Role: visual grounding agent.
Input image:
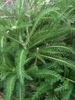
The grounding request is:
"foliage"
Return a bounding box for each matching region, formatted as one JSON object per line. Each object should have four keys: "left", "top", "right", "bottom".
{"left": 0, "top": 0, "right": 75, "bottom": 100}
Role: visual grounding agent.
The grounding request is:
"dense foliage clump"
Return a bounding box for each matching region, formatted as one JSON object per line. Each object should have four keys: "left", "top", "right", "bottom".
{"left": 0, "top": 0, "right": 75, "bottom": 100}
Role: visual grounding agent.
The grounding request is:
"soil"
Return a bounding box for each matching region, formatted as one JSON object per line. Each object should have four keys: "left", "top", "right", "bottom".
{"left": 0, "top": 92, "right": 3, "bottom": 100}
{"left": 0, "top": 95, "right": 3, "bottom": 100}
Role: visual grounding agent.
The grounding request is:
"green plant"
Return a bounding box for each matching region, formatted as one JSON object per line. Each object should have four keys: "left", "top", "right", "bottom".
{"left": 0, "top": 0, "right": 75, "bottom": 100}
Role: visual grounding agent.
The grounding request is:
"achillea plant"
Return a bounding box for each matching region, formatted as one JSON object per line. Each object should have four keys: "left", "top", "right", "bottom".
{"left": 0, "top": 0, "right": 75, "bottom": 100}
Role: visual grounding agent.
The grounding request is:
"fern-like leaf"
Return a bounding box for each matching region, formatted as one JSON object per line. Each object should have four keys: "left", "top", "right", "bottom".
{"left": 16, "top": 81, "right": 25, "bottom": 100}
{"left": 4, "top": 74, "right": 16, "bottom": 100}
{"left": 33, "top": 69, "right": 61, "bottom": 80}
{"left": 32, "top": 83, "right": 50, "bottom": 100}
{"left": 61, "top": 83, "right": 74, "bottom": 100}
{"left": 26, "top": 63, "right": 39, "bottom": 74}
{"left": 54, "top": 80, "right": 69, "bottom": 92}
{"left": 15, "top": 49, "right": 28, "bottom": 84}
{"left": 41, "top": 55, "right": 75, "bottom": 70}
{"left": 26, "top": 6, "right": 60, "bottom": 46}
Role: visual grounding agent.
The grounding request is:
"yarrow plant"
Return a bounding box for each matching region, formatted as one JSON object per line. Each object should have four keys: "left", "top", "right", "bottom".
{"left": 0, "top": 0, "right": 75, "bottom": 100}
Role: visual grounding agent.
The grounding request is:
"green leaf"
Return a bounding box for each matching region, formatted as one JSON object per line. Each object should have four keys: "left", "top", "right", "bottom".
{"left": 26, "top": 6, "right": 60, "bottom": 46}
{"left": 33, "top": 69, "right": 61, "bottom": 80}
{"left": 26, "top": 63, "right": 38, "bottom": 74}
{"left": 41, "top": 55, "right": 75, "bottom": 70}
{"left": 16, "top": 81, "right": 25, "bottom": 100}
{"left": 32, "top": 83, "right": 50, "bottom": 100}
{"left": 4, "top": 74, "right": 16, "bottom": 100}
{"left": 24, "top": 71, "right": 33, "bottom": 80}
{"left": 54, "top": 80, "right": 69, "bottom": 92}
{"left": 15, "top": 49, "right": 28, "bottom": 84}
{"left": 61, "top": 83, "right": 74, "bottom": 100}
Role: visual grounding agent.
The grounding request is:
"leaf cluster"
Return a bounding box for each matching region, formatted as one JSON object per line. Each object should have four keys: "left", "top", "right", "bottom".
{"left": 0, "top": 0, "right": 75, "bottom": 100}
